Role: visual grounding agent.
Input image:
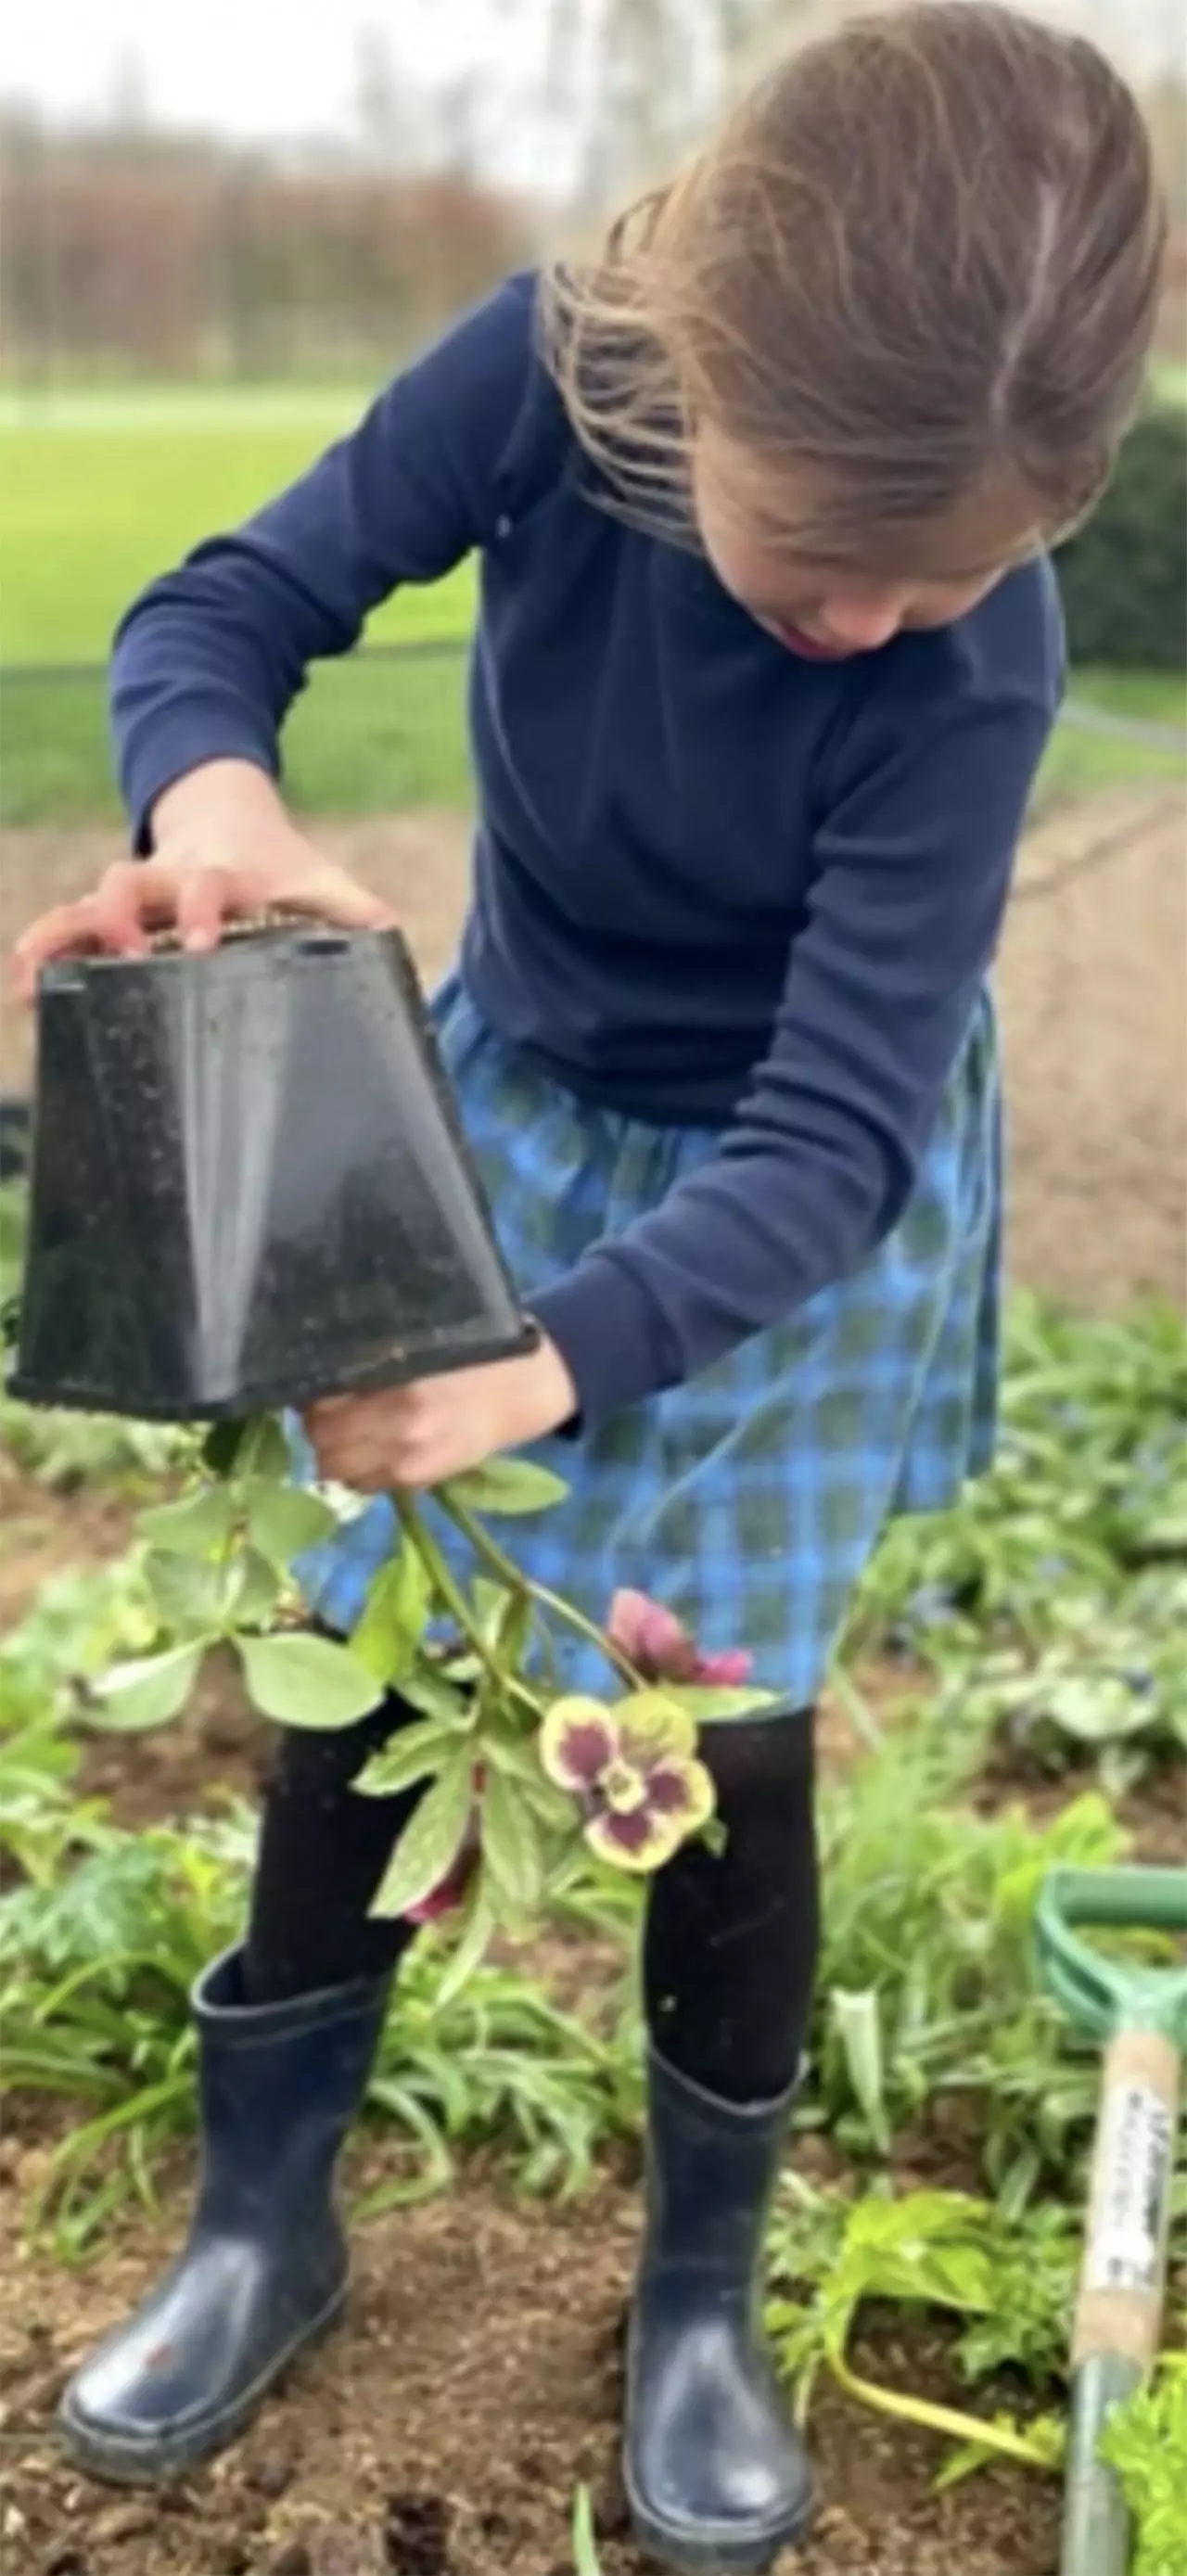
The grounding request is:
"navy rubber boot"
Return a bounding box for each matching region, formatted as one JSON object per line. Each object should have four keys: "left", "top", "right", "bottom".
{"left": 626, "top": 2051, "right": 813, "bottom": 2574}
{"left": 60, "top": 1946, "right": 390, "bottom": 2484}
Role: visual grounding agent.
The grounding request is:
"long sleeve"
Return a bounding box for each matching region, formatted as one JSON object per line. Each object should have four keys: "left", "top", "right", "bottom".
{"left": 110, "top": 276, "right": 538, "bottom": 848}
{"left": 531, "top": 648, "right": 1061, "bottom": 1428}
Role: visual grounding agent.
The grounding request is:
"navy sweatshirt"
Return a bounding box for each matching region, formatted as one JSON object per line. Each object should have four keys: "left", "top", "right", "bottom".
{"left": 111, "top": 273, "right": 1064, "bottom": 1429}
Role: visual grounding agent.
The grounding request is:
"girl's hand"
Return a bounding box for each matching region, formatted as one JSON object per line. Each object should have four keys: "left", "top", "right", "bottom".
{"left": 303, "top": 1338, "right": 578, "bottom": 1493}
{"left": 12, "top": 759, "right": 394, "bottom": 1000}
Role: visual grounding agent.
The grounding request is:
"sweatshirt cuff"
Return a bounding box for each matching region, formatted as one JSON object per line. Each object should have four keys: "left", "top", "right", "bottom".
{"left": 530, "top": 1257, "right": 678, "bottom": 1433}
{"left": 123, "top": 719, "right": 279, "bottom": 853}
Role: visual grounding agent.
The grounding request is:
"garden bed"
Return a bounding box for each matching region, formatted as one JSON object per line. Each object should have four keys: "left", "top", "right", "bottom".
{"left": 2, "top": 1272, "right": 1184, "bottom": 2576}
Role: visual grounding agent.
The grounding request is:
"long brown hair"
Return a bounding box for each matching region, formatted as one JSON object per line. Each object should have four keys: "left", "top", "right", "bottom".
{"left": 542, "top": 3, "right": 1166, "bottom": 558}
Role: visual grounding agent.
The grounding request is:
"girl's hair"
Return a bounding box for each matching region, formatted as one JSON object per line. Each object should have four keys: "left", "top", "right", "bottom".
{"left": 542, "top": 2, "right": 1166, "bottom": 560}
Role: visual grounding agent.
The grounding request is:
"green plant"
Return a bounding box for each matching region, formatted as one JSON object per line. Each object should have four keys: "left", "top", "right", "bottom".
{"left": 808, "top": 1715, "right": 1130, "bottom": 2194}
{"left": 1100, "top": 2356, "right": 1187, "bottom": 2576}
{"left": 570, "top": 2484, "right": 605, "bottom": 2574}
{"left": 849, "top": 1299, "right": 1187, "bottom": 1652}
{"left": 766, "top": 2182, "right": 1068, "bottom": 2479}
{"left": 959, "top": 1571, "right": 1187, "bottom": 1794}
{"left": 1, "top": 1392, "right": 190, "bottom": 1491}
{"left": 843, "top": 1301, "right": 1187, "bottom": 1812}
{"left": 0, "top": 1804, "right": 640, "bottom": 2253}
{"left": 0, "top": 1556, "right": 158, "bottom": 1883}
{"left": 1055, "top": 406, "right": 1187, "bottom": 669}
{"left": 83, "top": 1415, "right": 769, "bottom": 1971}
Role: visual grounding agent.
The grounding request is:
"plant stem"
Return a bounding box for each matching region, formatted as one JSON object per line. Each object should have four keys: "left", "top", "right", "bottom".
{"left": 440, "top": 1494, "right": 643, "bottom": 1690}
{"left": 830, "top": 2350, "right": 1058, "bottom": 2471}
{"left": 392, "top": 1495, "right": 505, "bottom": 1687}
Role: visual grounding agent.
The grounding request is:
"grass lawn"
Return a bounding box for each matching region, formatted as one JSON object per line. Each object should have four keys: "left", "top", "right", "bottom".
{"left": 1, "top": 385, "right": 1181, "bottom": 826}
{"left": 3, "top": 648, "right": 1181, "bottom": 830}
{"left": 0, "top": 402, "right": 474, "bottom": 667}
{"left": 1151, "top": 357, "right": 1187, "bottom": 409}
{"left": 3, "top": 363, "right": 1183, "bottom": 670}
{"left": 1, "top": 645, "right": 475, "bottom": 827}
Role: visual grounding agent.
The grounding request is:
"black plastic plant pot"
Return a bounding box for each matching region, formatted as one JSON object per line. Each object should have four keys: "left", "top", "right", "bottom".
{"left": 8, "top": 924, "right": 535, "bottom": 1422}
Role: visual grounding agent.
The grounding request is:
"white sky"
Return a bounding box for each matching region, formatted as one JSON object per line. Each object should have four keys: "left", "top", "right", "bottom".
{"left": 0, "top": 0, "right": 543, "bottom": 140}
{"left": 1, "top": 0, "right": 1177, "bottom": 142}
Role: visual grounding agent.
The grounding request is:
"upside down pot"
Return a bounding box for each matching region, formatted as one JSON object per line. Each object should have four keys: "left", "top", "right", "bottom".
{"left": 8, "top": 924, "right": 533, "bottom": 1421}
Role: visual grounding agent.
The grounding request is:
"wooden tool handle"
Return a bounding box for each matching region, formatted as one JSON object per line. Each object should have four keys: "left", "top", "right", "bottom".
{"left": 1072, "top": 2028, "right": 1181, "bottom": 2371}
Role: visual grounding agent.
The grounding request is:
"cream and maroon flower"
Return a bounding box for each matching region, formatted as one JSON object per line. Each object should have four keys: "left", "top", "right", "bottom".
{"left": 540, "top": 1691, "right": 716, "bottom": 1874}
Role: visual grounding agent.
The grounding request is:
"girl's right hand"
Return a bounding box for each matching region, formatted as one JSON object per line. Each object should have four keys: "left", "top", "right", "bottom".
{"left": 11, "top": 765, "right": 395, "bottom": 1002}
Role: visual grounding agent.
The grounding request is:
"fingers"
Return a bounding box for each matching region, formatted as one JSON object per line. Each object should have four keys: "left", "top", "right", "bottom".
{"left": 175, "top": 864, "right": 236, "bottom": 953}
{"left": 11, "top": 849, "right": 395, "bottom": 1010}
{"left": 12, "top": 897, "right": 102, "bottom": 1000}
{"left": 88, "top": 859, "right": 159, "bottom": 952}
{"left": 280, "top": 868, "right": 397, "bottom": 933}
{"left": 11, "top": 859, "right": 211, "bottom": 999}
{"left": 303, "top": 1389, "right": 428, "bottom": 1491}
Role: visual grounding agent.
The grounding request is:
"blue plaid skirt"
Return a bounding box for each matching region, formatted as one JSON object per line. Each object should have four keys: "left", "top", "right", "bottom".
{"left": 295, "top": 976, "right": 1002, "bottom": 1705}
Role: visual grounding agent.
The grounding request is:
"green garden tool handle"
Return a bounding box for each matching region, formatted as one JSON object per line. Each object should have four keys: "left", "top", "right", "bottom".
{"left": 1037, "top": 1866, "right": 1187, "bottom": 2045}
{"left": 1062, "top": 2025, "right": 1181, "bottom": 2576}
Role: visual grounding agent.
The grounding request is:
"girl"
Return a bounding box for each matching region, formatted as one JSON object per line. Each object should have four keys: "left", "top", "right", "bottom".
{"left": 15, "top": 8, "right": 1163, "bottom": 2567}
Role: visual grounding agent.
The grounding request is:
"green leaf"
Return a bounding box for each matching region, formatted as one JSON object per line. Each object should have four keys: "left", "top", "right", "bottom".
{"left": 399, "top": 1665, "right": 473, "bottom": 1728}
{"left": 432, "top": 1880, "right": 498, "bottom": 2009}
{"left": 830, "top": 1988, "right": 891, "bottom": 2151}
{"left": 236, "top": 1415, "right": 292, "bottom": 1482}
{"left": 370, "top": 1751, "right": 474, "bottom": 1918}
{"left": 144, "top": 1550, "right": 229, "bottom": 1637}
{"left": 572, "top": 2485, "right": 605, "bottom": 2576}
{"left": 89, "top": 1643, "right": 204, "bottom": 1732}
{"left": 353, "top": 1719, "right": 461, "bottom": 1799}
{"left": 1045, "top": 1676, "right": 1149, "bottom": 1743}
{"left": 237, "top": 1632, "right": 382, "bottom": 1729}
{"left": 485, "top": 1730, "right": 549, "bottom": 1784}
{"left": 139, "top": 1487, "right": 236, "bottom": 1555}
{"left": 351, "top": 1545, "right": 432, "bottom": 1687}
{"left": 443, "top": 1457, "right": 569, "bottom": 1516}
{"left": 480, "top": 1768, "right": 546, "bottom": 1913}
{"left": 483, "top": 1733, "right": 575, "bottom": 1831}
{"left": 657, "top": 1683, "right": 780, "bottom": 1723}
{"left": 245, "top": 1481, "right": 339, "bottom": 1567}
{"left": 493, "top": 1588, "right": 534, "bottom": 1666}
{"left": 223, "top": 1547, "right": 282, "bottom": 1630}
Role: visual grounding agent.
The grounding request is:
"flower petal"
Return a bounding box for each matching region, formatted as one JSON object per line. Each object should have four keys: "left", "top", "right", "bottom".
{"left": 643, "top": 1755, "right": 716, "bottom": 1836}
{"left": 403, "top": 1820, "right": 481, "bottom": 1924}
{"left": 540, "top": 1697, "right": 620, "bottom": 1792}
{"left": 607, "top": 1589, "right": 754, "bottom": 1687}
{"left": 694, "top": 1646, "right": 755, "bottom": 1686}
{"left": 585, "top": 1802, "right": 684, "bottom": 1875}
{"left": 608, "top": 1588, "right": 701, "bottom": 1682}
{"left": 617, "top": 1689, "right": 698, "bottom": 1762}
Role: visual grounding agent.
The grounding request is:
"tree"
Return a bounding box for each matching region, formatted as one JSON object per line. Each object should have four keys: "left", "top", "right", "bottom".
{"left": 105, "top": 43, "right": 152, "bottom": 140}
{"left": 543, "top": 0, "right": 817, "bottom": 208}
{"left": 351, "top": 21, "right": 410, "bottom": 170}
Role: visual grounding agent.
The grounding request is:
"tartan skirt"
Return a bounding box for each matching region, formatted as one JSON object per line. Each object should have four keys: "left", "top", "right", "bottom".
{"left": 295, "top": 975, "right": 1002, "bottom": 1707}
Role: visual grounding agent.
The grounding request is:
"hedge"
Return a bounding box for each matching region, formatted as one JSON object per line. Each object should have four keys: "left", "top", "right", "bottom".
{"left": 1055, "top": 405, "right": 1186, "bottom": 670}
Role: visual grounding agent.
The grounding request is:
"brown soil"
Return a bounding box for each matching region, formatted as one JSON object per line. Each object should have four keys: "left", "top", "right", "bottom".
{"left": 3, "top": 785, "right": 1185, "bottom": 1308}
{"left": 975, "top": 1731, "right": 1187, "bottom": 1868}
{"left": 0, "top": 2173, "right": 1062, "bottom": 2576}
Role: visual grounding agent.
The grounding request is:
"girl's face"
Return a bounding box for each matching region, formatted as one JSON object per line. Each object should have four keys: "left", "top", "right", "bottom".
{"left": 691, "top": 420, "right": 1043, "bottom": 657}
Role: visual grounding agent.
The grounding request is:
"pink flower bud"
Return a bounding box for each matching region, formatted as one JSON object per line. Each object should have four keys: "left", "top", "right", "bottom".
{"left": 607, "top": 1589, "right": 753, "bottom": 1687}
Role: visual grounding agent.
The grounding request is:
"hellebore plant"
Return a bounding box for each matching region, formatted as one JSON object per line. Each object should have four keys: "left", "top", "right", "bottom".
{"left": 87, "top": 1415, "right": 769, "bottom": 1978}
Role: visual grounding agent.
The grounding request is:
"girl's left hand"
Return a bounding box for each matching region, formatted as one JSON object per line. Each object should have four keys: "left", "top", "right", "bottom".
{"left": 302, "top": 1335, "right": 578, "bottom": 1492}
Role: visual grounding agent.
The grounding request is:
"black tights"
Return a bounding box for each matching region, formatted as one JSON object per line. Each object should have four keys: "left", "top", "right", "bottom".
{"left": 245, "top": 1687, "right": 819, "bottom": 2105}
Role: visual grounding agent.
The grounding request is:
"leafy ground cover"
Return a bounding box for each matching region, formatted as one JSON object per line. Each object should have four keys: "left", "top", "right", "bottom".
{"left": 1, "top": 1229, "right": 1183, "bottom": 2571}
